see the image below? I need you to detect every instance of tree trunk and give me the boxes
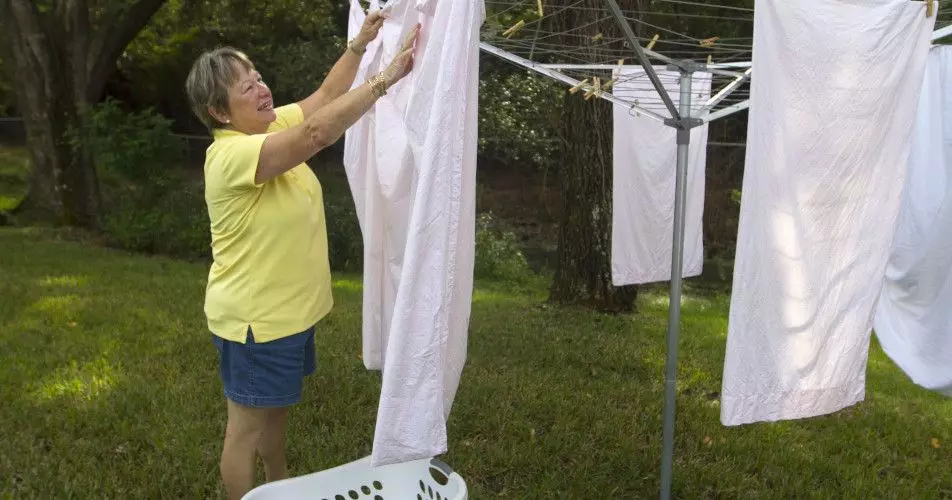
[1,0,165,227]
[548,0,645,313]
[550,88,638,313]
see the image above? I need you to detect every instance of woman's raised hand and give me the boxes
[353,10,387,52]
[381,24,421,87]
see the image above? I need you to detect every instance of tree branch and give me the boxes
[86,0,167,102]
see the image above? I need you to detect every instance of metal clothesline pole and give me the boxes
[659,67,694,500]
[601,1,703,498]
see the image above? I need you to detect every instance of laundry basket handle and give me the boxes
[429,458,454,483]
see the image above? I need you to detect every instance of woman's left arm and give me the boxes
[298,10,386,118]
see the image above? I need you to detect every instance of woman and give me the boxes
[184,11,420,499]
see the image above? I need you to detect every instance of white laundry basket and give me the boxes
[242,455,467,500]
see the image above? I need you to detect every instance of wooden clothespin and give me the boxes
[537,0,544,17]
[700,36,719,47]
[592,33,604,43]
[927,0,934,17]
[707,54,713,65]
[585,77,601,100]
[646,34,660,51]
[569,79,590,94]
[612,58,625,79]
[503,19,525,38]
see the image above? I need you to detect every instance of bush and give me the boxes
[72,99,210,260]
[475,212,533,283]
[478,69,563,171]
[324,196,363,272]
[100,180,210,260]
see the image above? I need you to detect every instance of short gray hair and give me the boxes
[185,47,255,130]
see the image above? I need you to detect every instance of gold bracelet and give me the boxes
[348,39,366,55]
[368,74,387,98]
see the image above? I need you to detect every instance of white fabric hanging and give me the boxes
[874,45,952,396]
[721,0,936,426]
[611,68,710,285]
[344,0,484,466]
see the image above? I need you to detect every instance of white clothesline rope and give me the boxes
[480,0,952,123]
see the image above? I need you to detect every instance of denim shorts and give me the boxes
[212,326,316,408]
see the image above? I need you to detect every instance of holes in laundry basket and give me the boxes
[374,497,383,500]
[335,496,346,500]
[419,480,426,492]
[417,495,423,500]
[373,481,383,490]
[429,466,450,486]
[428,485,434,498]
[361,485,372,495]
[348,490,359,499]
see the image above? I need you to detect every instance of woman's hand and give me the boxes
[352,10,387,52]
[381,24,421,87]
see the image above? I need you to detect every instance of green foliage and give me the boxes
[730,188,742,205]
[75,98,184,186]
[71,98,209,259]
[475,211,533,283]
[0,146,29,213]
[478,69,562,170]
[119,0,345,130]
[323,194,363,273]
[100,182,210,260]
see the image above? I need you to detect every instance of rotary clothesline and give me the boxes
[481,0,952,123]
[476,3,951,500]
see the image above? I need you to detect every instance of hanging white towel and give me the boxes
[611,68,711,285]
[874,45,952,396]
[343,0,484,466]
[721,0,936,426]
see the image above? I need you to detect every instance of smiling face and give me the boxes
[210,63,276,135]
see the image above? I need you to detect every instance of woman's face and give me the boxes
[218,62,276,134]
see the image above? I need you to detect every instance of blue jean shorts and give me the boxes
[212,326,316,408]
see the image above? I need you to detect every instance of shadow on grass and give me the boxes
[4,229,952,498]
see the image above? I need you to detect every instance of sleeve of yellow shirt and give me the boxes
[206,104,304,197]
[268,103,304,132]
[207,134,269,195]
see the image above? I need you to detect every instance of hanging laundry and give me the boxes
[874,45,952,396]
[344,0,485,466]
[611,67,711,286]
[721,0,936,426]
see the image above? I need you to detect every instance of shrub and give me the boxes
[324,196,363,273]
[72,99,210,260]
[474,211,533,283]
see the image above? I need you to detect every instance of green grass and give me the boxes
[2,228,952,498]
[0,145,29,212]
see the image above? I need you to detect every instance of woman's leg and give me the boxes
[221,399,269,500]
[257,406,290,482]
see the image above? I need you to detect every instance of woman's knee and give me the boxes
[224,400,270,446]
[256,407,290,458]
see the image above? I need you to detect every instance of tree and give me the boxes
[546,0,647,313]
[0,0,167,226]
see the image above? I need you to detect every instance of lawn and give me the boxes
[2,228,952,498]
[0,145,29,212]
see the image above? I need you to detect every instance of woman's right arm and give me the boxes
[255,24,421,185]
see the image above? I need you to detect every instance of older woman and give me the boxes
[184,12,420,499]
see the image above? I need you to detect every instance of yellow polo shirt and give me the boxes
[203,103,333,343]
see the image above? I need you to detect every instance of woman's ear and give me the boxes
[208,106,230,125]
